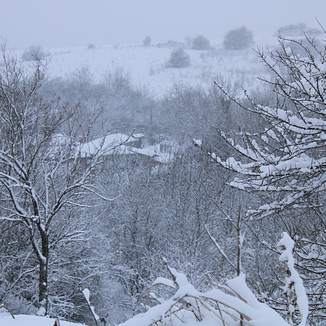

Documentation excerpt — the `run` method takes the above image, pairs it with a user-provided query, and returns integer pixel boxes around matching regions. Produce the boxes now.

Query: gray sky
[1,0,326,49]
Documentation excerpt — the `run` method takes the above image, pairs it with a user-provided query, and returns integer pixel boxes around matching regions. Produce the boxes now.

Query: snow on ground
[0,314,88,326]
[18,37,277,99]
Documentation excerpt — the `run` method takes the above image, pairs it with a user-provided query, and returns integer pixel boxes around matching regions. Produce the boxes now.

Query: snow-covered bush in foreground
[119,268,287,326]
[0,234,308,326]
[119,234,308,326]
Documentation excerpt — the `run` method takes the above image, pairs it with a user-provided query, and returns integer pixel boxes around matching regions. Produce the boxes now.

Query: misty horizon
[1,0,326,49]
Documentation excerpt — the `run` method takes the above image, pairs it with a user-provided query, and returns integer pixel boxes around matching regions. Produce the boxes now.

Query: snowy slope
[20,37,277,99]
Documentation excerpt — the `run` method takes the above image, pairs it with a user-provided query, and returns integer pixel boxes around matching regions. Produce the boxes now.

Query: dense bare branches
[0,45,107,315]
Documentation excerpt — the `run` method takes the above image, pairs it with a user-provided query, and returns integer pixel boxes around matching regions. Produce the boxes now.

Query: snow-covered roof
[77,133,176,163]
[130,143,174,163]
[132,133,145,138]
[77,133,138,157]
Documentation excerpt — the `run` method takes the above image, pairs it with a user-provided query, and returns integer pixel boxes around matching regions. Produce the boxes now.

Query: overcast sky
[1,0,326,49]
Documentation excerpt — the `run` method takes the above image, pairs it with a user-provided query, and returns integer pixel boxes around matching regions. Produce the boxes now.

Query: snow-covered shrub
[192,35,211,50]
[143,36,151,47]
[223,26,253,50]
[21,45,49,61]
[275,22,322,37]
[165,48,190,68]
[119,258,292,326]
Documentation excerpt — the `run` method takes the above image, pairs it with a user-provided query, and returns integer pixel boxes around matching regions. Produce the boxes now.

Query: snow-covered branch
[119,263,290,326]
[278,232,309,326]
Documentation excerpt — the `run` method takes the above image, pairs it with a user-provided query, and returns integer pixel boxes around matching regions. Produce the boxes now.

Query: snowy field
[18,37,277,99]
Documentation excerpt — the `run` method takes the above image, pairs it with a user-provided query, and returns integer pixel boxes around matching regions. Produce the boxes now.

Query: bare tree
[0,44,106,315]
[203,34,326,322]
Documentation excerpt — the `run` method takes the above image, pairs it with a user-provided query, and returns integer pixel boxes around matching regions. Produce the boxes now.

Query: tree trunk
[38,226,49,315]
[38,255,49,315]
[30,221,49,316]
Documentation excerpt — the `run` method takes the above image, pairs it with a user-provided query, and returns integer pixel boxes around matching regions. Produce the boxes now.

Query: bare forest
[1,24,326,326]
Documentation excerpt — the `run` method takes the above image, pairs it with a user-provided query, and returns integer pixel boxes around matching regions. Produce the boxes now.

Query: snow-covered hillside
[20,37,277,99]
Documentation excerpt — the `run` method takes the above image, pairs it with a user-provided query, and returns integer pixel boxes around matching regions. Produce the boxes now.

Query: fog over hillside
[27,37,271,99]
